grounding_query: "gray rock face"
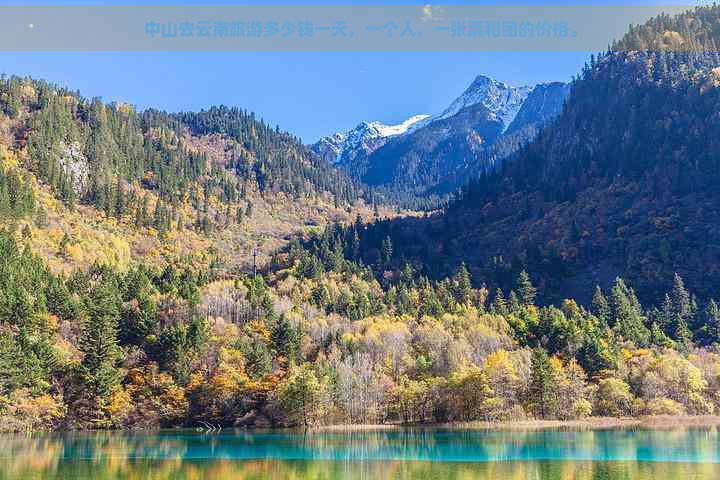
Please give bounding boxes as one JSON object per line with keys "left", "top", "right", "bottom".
{"left": 58, "top": 141, "right": 90, "bottom": 194}
{"left": 432, "top": 75, "right": 533, "bottom": 131}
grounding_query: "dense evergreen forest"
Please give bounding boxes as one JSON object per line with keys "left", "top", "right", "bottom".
{"left": 4, "top": 220, "right": 720, "bottom": 431}
{"left": 3, "top": 6, "right": 720, "bottom": 431}
{"left": 0, "top": 76, "right": 359, "bottom": 230}
{"left": 347, "top": 5, "right": 720, "bottom": 305}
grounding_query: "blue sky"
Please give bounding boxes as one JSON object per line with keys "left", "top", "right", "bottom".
{"left": 0, "top": 0, "right": 686, "bottom": 141}
{"left": 0, "top": 50, "right": 591, "bottom": 142}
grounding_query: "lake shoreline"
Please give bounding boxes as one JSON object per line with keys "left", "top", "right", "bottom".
{"left": 313, "top": 415, "right": 720, "bottom": 432}
{"left": 6, "top": 415, "right": 720, "bottom": 435}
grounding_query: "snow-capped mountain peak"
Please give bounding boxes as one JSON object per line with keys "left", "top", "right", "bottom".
{"left": 435, "top": 75, "right": 533, "bottom": 131}
{"left": 312, "top": 114, "right": 429, "bottom": 164}
{"left": 370, "top": 114, "right": 431, "bottom": 137}
{"left": 312, "top": 74, "right": 553, "bottom": 171}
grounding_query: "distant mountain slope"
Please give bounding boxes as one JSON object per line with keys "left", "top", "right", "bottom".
{"left": 361, "top": 101, "right": 505, "bottom": 193}
{"left": 313, "top": 75, "right": 569, "bottom": 206}
{"left": 310, "top": 115, "right": 429, "bottom": 181}
{"left": 357, "top": 78, "right": 569, "bottom": 201}
{"left": 490, "top": 81, "right": 571, "bottom": 160}
{"left": 311, "top": 115, "right": 430, "bottom": 165}
{"left": 345, "top": 5, "right": 720, "bottom": 304}
{"left": 431, "top": 75, "right": 532, "bottom": 128}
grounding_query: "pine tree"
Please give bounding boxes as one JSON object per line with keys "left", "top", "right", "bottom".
{"left": 508, "top": 290, "right": 521, "bottom": 313}
{"left": 591, "top": 286, "right": 610, "bottom": 329}
{"left": 577, "top": 332, "right": 617, "bottom": 376}
{"left": 517, "top": 270, "right": 537, "bottom": 306}
{"left": 704, "top": 299, "right": 720, "bottom": 345}
{"left": 77, "top": 279, "right": 122, "bottom": 426}
{"left": 529, "top": 348, "right": 558, "bottom": 419}
{"left": 668, "top": 273, "right": 695, "bottom": 346}
{"left": 491, "top": 288, "right": 509, "bottom": 316}
{"left": 272, "top": 314, "right": 300, "bottom": 363}
{"left": 400, "top": 262, "right": 415, "bottom": 287}
{"left": 420, "top": 279, "right": 442, "bottom": 317}
{"left": 650, "top": 321, "right": 674, "bottom": 348}
{"left": 658, "top": 294, "right": 674, "bottom": 334}
{"left": 610, "top": 278, "right": 649, "bottom": 346}
{"left": 119, "top": 271, "right": 159, "bottom": 346}
{"left": 453, "top": 262, "right": 472, "bottom": 305}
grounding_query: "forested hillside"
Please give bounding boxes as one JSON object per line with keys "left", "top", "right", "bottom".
{"left": 5, "top": 214, "right": 720, "bottom": 431}
{"left": 0, "top": 76, "right": 381, "bottom": 274}
{"left": 347, "top": 5, "right": 720, "bottom": 305}
{"left": 0, "top": 73, "right": 416, "bottom": 431}
{"left": 5, "top": 78, "right": 359, "bottom": 209}
{"left": 4, "top": 6, "right": 720, "bottom": 433}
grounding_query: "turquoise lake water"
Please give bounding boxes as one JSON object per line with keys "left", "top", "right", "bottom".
{"left": 2, "top": 427, "right": 720, "bottom": 479}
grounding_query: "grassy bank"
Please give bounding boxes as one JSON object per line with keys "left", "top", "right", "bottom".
{"left": 313, "top": 416, "right": 720, "bottom": 432}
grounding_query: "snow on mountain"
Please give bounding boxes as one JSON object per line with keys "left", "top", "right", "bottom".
{"left": 433, "top": 75, "right": 533, "bottom": 131}
{"left": 312, "top": 74, "right": 559, "bottom": 187}
{"left": 351, "top": 76, "right": 569, "bottom": 195}
{"left": 312, "top": 114, "right": 430, "bottom": 164}
{"left": 313, "top": 75, "right": 535, "bottom": 167}
{"left": 373, "top": 114, "right": 431, "bottom": 137}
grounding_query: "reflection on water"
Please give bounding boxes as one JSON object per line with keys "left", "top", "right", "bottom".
{"left": 1, "top": 428, "right": 720, "bottom": 479}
